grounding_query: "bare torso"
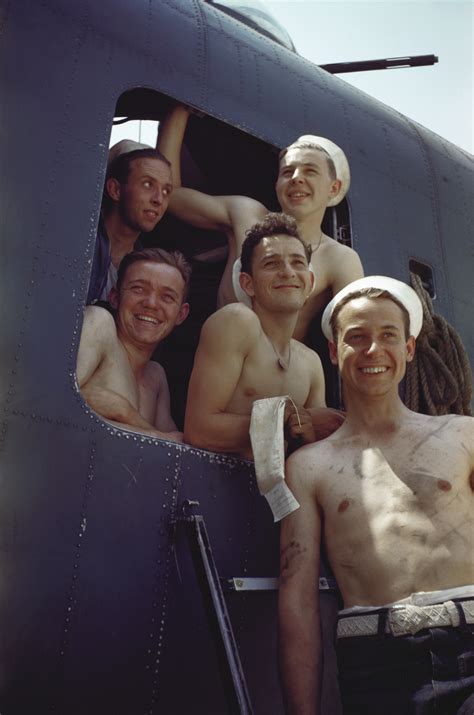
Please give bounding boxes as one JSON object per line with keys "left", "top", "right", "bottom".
{"left": 225, "top": 319, "right": 320, "bottom": 416}
{"left": 303, "top": 413, "right": 474, "bottom": 607}
{"left": 79, "top": 308, "right": 163, "bottom": 425}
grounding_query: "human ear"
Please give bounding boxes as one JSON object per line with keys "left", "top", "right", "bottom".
{"left": 175, "top": 302, "right": 190, "bottom": 326}
{"left": 406, "top": 336, "right": 416, "bottom": 362}
{"left": 239, "top": 272, "right": 255, "bottom": 298}
{"left": 328, "top": 178, "right": 341, "bottom": 200}
{"left": 109, "top": 286, "right": 119, "bottom": 309}
{"left": 304, "top": 269, "right": 315, "bottom": 301}
{"left": 105, "top": 177, "right": 121, "bottom": 202}
{"left": 329, "top": 340, "right": 339, "bottom": 365}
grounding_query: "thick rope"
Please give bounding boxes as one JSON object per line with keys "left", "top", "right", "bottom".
{"left": 404, "top": 273, "right": 472, "bottom": 415}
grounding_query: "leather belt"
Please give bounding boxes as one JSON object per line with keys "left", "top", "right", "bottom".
{"left": 337, "top": 599, "right": 474, "bottom": 639}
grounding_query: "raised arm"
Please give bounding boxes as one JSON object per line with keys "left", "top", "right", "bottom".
{"left": 279, "top": 451, "right": 323, "bottom": 714}
{"left": 156, "top": 104, "right": 191, "bottom": 189}
{"left": 184, "top": 305, "right": 256, "bottom": 456}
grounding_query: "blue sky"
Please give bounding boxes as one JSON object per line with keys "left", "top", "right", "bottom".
{"left": 266, "top": 0, "right": 473, "bottom": 153}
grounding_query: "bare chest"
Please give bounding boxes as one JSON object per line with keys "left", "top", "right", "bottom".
{"left": 89, "top": 343, "right": 140, "bottom": 409}
{"left": 320, "top": 438, "right": 472, "bottom": 523}
{"left": 226, "top": 345, "right": 312, "bottom": 412}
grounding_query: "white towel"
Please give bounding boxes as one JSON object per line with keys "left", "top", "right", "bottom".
{"left": 249, "top": 396, "right": 300, "bottom": 522}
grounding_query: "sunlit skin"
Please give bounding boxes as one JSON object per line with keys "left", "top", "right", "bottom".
{"left": 239, "top": 235, "right": 314, "bottom": 318}
{"left": 276, "top": 147, "right": 341, "bottom": 223}
{"left": 278, "top": 295, "right": 474, "bottom": 714}
{"left": 77, "top": 259, "right": 189, "bottom": 441}
{"left": 329, "top": 297, "right": 415, "bottom": 403}
{"left": 108, "top": 157, "right": 173, "bottom": 235}
{"left": 110, "top": 261, "right": 189, "bottom": 355}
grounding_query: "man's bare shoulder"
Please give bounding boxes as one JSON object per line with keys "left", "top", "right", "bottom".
{"left": 204, "top": 303, "right": 260, "bottom": 335}
{"left": 291, "top": 338, "right": 323, "bottom": 365}
{"left": 411, "top": 412, "right": 474, "bottom": 446}
{"left": 286, "top": 437, "right": 337, "bottom": 480}
{"left": 83, "top": 305, "right": 116, "bottom": 333}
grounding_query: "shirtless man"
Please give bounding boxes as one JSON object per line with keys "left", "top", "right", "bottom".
{"left": 158, "top": 105, "right": 363, "bottom": 342}
{"left": 184, "top": 213, "right": 344, "bottom": 459}
{"left": 87, "top": 141, "right": 173, "bottom": 304}
{"left": 279, "top": 276, "right": 474, "bottom": 715}
{"left": 78, "top": 247, "right": 190, "bottom": 442}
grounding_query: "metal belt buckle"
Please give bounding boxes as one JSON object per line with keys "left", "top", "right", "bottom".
{"left": 388, "top": 604, "right": 432, "bottom": 636}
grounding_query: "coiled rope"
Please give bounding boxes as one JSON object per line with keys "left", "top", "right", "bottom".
{"left": 404, "top": 272, "right": 472, "bottom": 415}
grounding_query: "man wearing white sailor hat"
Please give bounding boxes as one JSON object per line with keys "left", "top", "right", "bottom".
{"left": 279, "top": 275, "right": 474, "bottom": 715}
{"left": 158, "top": 106, "right": 364, "bottom": 344}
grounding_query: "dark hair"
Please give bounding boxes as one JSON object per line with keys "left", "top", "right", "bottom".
{"left": 240, "top": 212, "right": 311, "bottom": 275}
{"left": 103, "top": 148, "right": 172, "bottom": 209}
{"left": 329, "top": 288, "right": 411, "bottom": 341}
{"left": 278, "top": 142, "right": 337, "bottom": 181}
{"left": 117, "top": 247, "right": 192, "bottom": 301}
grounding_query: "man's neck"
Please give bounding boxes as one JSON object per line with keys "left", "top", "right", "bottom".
{"left": 252, "top": 305, "right": 297, "bottom": 352}
{"left": 293, "top": 210, "right": 326, "bottom": 247}
{"left": 342, "top": 390, "right": 412, "bottom": 439}
{"left": 103, "top": 211, "right": 140, "bottom": 268}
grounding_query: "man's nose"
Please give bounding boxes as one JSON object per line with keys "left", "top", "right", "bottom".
{"left": 290, "top": 167, "right": 304, "bottom": 182}
{"left": 278, "top": 260, "right": 295, "bottom": 276}
{"left": 365, "top": 339, "right": 382, "bottom": 355}
{"left": 142, "top": 291, "right": 159, "bottom": 308}
{"left": 151, "top": 186, "right": 165, "bottom": 205}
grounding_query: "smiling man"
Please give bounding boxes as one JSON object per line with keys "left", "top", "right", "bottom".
{"left": 87, "top": 142, "right": 174, "bottom": 304}
{"left": 184, "top": 213, "right": 344, "bottom": 459}
{"left": 78, "top": 247, "right": 190, "bottom": 441}
{"left": 158, "top": 105, "right": 363, "bottom": 342}
{"left": 278, "top": 276, "right": 474, "bottom": 715}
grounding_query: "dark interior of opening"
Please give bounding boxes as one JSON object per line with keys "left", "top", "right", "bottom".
{"left": 109, "top": 88, "right": 353, "bottom": 427}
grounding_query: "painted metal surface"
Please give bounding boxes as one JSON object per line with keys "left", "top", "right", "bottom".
{"left": 0, "top": 0, "right": 472, "bottom": 712}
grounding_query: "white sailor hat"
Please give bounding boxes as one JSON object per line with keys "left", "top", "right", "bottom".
{"left": 285, "top": 135, "right": 351, "bottom": 207}
{"left": 107, "top": 139, "right": 152, "bottom": 167}
{"left": 321, "top": 275, "right": 423, "bottom": 341}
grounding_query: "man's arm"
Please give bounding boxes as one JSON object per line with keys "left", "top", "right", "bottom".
{"left": 304, "top": 348, "right": 345, "bottom": 441}
{"left": 76, "top": 306, "right": 113, "bottom": 387}
{"left": 331, "top": 244, "right": 364, "bottom": 295}
{"left": 156, "top": 104, "right": 191, "bottom": 188}
{"left": 157, "top": 105, "right": 267, "bottom": 237}
{"left": 151, "top": 363, "right": 178, "bottom": 432}
{"left": 184, "top": 305, "right": 256, "bottom": 455}
{"left": 81, "top": 376, "right": 183, "bottom": 442}
{"left": 279, "top": 450, "right": 323, "bottom": 715}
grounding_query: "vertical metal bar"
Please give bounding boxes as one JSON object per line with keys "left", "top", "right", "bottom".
{"left": 184, "top": 514, "right": 254, "bottom": 715}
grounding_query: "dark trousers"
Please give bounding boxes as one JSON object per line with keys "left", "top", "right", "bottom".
{"left": 336, "top": 621, "right": 474, "bottom": 714}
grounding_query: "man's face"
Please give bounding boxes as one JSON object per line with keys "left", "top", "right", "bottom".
{"left": 276, "top": 147, "right": 340, "bottom": 220}
{"left": 329, "top": 297, "right": 415, "bottom": 398}
{"left": 111, "top": 157, "right": 173, "bottom": 233}
{"left": 112, "top": 261, "right": 189, "bottom": 349}
{"left": 240, "top": 235, "right": 314, "bottom": 313}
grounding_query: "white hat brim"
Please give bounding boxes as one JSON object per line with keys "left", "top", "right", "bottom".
{"left": 321, "top": 275, "right": 423, "bottom": 341}
{"left": 108, "top": 139, "right": 153, "bottom": 167}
